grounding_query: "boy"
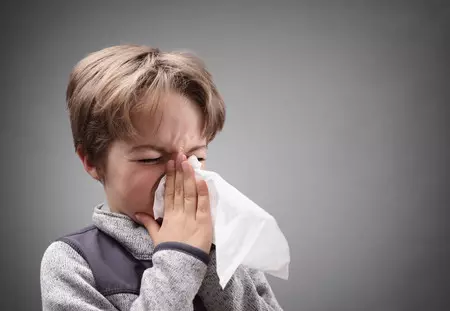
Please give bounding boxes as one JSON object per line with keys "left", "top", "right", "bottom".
{"left": 40, "top": 44, "right": 283, "bottom": 310}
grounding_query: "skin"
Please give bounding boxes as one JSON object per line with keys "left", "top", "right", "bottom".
{"left": 77, "top": 91, "right": 213, "bottom": 253}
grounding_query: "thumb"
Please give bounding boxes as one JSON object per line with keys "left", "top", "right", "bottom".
{"left": 135, "top": 213, "right": 160, "bottom": 239}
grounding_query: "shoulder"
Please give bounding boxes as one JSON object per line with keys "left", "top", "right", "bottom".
{"left": 40, "top": 228, "right": 119, "bottom": 310}
{"left": 41, "top": 240, "right": 86, "bottom": 270}
{"left": 41, "top": 225, "right": 98, "bottom": 265}
{"left": 40, "top": 226, "right": 98, "bottom": 287}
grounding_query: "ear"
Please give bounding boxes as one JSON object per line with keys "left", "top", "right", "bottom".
{"left": 76, "top": 146, "right": 101, "bottom": 181}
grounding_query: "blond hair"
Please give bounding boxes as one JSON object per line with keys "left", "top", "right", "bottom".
{"left": 66, "top": 44, "right": 225, "bottom": 167}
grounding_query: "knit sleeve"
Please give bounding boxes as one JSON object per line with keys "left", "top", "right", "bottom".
{"left": 198, "top": 248, "right": 284, "bottom": 310}
{"left": 40, "top": 241, "right": 209, "bottom": 311}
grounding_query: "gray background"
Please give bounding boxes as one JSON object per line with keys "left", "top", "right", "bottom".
{"left": 1, "top": 1, "right": 449, "bottom": 310}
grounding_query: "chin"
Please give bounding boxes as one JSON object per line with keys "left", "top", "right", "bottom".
{"left": 133, "top": 202, "right": 155, "bottom": 216}
{"left": 118, "top": 203, "right": 154, "bottom": 220}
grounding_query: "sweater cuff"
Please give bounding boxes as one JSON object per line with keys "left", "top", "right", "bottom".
{"left": 154, "top": 242, "right": 210, "bottom": 265}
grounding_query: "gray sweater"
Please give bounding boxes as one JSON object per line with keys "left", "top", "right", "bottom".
{"left": 40, "top": 204, "right": 284, "bottom": 310}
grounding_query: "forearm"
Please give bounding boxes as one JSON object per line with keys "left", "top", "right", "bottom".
{"left": 130, "top": 242, "right": 209, "bottom": 310}
{"left": 198, "top": 251, "right": 284, "bottom": 311}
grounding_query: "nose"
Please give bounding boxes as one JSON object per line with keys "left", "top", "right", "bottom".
{"left": 168, "top": 151, "right": 186, "bottom": 162}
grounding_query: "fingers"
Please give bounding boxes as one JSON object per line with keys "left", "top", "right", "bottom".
{"left": 135, "top": 213, "right": 160, "bottom": 240}
{"left": 136, "top": 153, "right": 212, "bottom": 254}
{"left": 182, "top": 160, "right": 197, "bottom": 216}
{"left": 164, "top": 159, "right": 176, "bottom": 212}
{"left": 174, "top": 153, "right": 186, "bottom": 212}
{"left": 196, "top": 179, "right": 211, "bottom": 221}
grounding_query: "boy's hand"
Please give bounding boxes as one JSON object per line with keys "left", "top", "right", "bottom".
{"left": 135, "top": 153, "right": 213, "bottom": 254}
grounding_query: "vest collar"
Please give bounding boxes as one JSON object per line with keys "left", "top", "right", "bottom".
{"left": 92, "top": 203, "right": 155, "bottom": 260}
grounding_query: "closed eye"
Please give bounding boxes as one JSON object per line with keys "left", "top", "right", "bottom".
{"left": 137, "top": 157, "right": 206, "bottom": 164}
{"left": 137, "top": 157, "right": 162, "bottom": 163}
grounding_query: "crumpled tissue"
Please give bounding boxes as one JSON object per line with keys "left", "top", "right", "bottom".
{"left": 153, "top": 155, "right": 290, "bottom": 289}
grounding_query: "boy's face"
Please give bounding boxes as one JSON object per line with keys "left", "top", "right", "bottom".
{"left": 82, "top": 92, "right": 208, "bottom": 219}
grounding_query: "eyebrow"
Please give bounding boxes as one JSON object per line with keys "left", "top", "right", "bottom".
{"left": 129, "top": 144, "right": 208, "bottom": 154}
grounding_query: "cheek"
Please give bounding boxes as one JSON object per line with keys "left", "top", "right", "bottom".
{"left": 108, "top": 164, "right": 163, "bottom": 200}
{"left": 124, "top": 168, "right": 162, "bottom": 197}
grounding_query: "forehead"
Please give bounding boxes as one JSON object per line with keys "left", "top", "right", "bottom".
{"left": 131, "top": 92, "right": 206, "bottom": 151}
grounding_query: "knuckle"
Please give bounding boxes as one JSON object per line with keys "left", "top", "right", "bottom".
{"left": 197, "top": 204, "right": 208, "bottom": 214}
{"left": 164, "top": 189, "right": 173, "bottom": 198}
{"left": 199, "top": 196, "right": 210, "bottom": 206}
{"left": 164, "top": 188, "right": 174, "bottom": 197}
{"left": 184, "top": 191, "right": 196, "bottom": 200}
{"left": 174, "top": 186, "right": 183, "bottom": 196}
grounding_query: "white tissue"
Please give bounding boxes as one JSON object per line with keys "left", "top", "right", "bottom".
{"left": 153, "top": 155, "right": 290, "bottom": 289}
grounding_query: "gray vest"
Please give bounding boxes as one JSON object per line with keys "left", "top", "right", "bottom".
{"left": 59, "top": 225, "right": 207, "bottom": 310}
